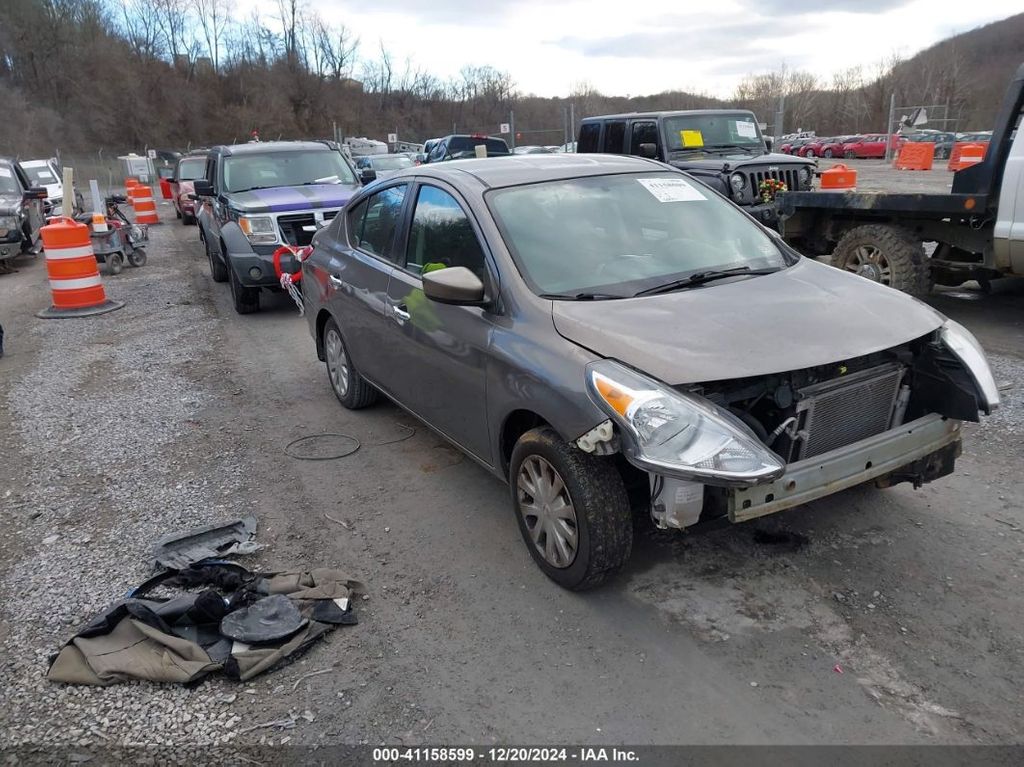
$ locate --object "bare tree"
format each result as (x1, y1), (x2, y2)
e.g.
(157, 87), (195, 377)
(195, 0), (231, 72)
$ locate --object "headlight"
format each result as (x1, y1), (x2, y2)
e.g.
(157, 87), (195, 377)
(238, 215), (278, 244)
(941, 320), (1000, 413)
(799, 166), (813, 185)
(0, 214), (17, 234)
(729, 172), (746, 192)
(586, 360), (785, 485)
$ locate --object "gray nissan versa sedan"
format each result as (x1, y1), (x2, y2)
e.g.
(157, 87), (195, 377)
(302, 154), (999, 590)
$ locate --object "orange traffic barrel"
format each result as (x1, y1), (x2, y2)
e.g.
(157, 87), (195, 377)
(948, 142), (988, 171)
(125, 177), (139, 190)
(893, 142), (935, 171)
(132, 185), (160, 224)
(36, 217), (124, 318)
(820, 163), (857, 192)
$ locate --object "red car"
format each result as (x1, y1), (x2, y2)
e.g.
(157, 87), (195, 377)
(840, 134), (898, 159)
(169, 152), (209, 225)
(817, 135), (859, 158)
(795, 138), (830, 158)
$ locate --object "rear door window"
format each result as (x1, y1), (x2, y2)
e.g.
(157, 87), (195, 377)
(577, 123), (601, 153)
(602, 121), (626, 153)
(630, 121), (659, 155)
(348, 184), (408, 260)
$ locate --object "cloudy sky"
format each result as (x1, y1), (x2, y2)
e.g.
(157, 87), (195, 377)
(250, 0), (1021, 98)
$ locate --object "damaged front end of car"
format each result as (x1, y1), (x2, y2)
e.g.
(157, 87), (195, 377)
(576, 320), (999, 530)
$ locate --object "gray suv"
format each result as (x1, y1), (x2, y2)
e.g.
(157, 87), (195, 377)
(577, 110), (815, 226)
(302, 154), (997, 590)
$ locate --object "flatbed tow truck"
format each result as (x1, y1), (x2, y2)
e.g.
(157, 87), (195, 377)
(777, 63), (1024, 296)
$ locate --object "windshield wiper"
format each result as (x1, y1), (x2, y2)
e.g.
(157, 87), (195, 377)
(539, 291), (626, 301)
(633, 266), (779, 296)
(234, 185), (277, 193)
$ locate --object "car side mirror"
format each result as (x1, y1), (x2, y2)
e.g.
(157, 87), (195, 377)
(360, 168), (377, 184)
(422, 266), (486, 305)
(193, 179), (214, 197)
(637, 143), (658, 159)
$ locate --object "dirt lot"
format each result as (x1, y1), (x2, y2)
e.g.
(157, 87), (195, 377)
(0, 189), (1022, 753)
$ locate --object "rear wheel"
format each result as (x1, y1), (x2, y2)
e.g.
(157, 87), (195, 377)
(323, 318), (378, 409)
(845, 150), (856, 159)
(805, 149), (816, 158)
(832, 224), (929, 296)
(510, 427), (632, 590)
(228, 264), (260, 314)
(823, 149), (833, 158)
(127, 248), (147, 267)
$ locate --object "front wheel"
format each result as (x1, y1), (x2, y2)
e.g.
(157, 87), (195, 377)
(228, 265), (260, 314)
(206, 234), (228, 282)
(823, 149), (833, 158)
(510, 427), (632, 590)
(832, 224), (929, 296)
(805, 149), (815, 158)
(845, 150), (856, 159)
(107, 253), (124, 275)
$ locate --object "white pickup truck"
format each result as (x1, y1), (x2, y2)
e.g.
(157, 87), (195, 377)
(778, 62), (1024, 296)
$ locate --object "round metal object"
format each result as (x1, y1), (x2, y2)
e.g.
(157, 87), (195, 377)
(516, 455), (579, 569)
(844, 244), (891, 285)
(284, 433), (360, 461)
(325, 327), (349, 398)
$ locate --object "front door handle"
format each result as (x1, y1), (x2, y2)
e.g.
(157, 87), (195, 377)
(329, 275), (345, 289)
(391, 303), (411, 322)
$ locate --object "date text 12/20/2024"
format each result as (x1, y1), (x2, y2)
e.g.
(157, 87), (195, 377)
(373, 747), (640, 762)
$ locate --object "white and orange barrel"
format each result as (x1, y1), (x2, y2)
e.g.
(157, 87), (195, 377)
(125, 177), (139, 191)
(36, 217), (123, 318)
(132, 185), (159, 224)
(820, 163), (857, 192)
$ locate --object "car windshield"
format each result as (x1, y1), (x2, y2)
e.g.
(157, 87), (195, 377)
(370, 155), (413, 171)
(21, 163), (57, 186)
(178, 158), (206, 180)
(0, 164), (21, 194)
(223, 150), (356, 193)
(447, 137), (510, 157)
(489, 172), (789, 297)
(664, 114), (762, 151)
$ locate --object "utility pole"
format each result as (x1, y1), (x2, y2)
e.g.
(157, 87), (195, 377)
(569, 103), (575, 149)
(509, 110), (516, 151)
(885, 92), (897, 162)
(773, 94), (784, 146)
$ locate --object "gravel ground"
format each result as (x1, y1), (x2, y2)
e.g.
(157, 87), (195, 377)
(0, 198), (1022, 754)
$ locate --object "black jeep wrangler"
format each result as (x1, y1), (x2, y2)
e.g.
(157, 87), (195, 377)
(577, 110), (815, 226)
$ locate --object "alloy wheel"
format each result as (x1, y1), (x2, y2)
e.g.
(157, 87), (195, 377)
(844, 244), (892, 285)
(325, 327), (350, 397)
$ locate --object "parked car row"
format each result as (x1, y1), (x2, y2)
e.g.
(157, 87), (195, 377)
(781, 130), (994, 160)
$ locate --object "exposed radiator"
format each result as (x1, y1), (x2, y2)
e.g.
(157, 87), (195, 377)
(795, 363), (905, 459)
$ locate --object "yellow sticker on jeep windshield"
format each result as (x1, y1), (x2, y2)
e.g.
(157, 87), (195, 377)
(680, 130), (704, 147)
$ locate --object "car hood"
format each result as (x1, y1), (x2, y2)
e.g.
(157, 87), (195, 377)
(228, 183), (360, 214)
(0, 192), (22, 214)
(551, 258), (945, 384)
(669, 151), (811, 170)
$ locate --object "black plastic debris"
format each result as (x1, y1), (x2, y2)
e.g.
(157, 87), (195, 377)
(220, 594), (308, 643)
(151, 516), (258, 570)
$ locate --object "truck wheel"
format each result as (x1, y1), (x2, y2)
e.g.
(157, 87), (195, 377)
(323, 318), (378, 409)
(205, 235), (228, 282)
(509, 427), (632, 590)
(228, 266), (260, 314)
(833, 225), (929, 296)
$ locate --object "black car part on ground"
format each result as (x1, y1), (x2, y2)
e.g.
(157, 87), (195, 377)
(47, 562), (364, 686)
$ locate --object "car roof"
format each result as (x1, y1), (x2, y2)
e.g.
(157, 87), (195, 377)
(20, 159), (51, 167)
(213, 140), (338, 156)
(386, 153), (667, 189)
(581, 109), (754, 121)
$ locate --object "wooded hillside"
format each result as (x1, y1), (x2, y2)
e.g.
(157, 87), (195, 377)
(0, 0), (1020, 157)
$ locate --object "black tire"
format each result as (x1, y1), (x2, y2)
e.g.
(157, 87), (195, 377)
(228, 265), (260, 314)
(127, 248), (147, 267)
(832, 224), (930, 296)
(844, 150), (856, 159)
(509, 427), (632, 590)
(823, 149), (833, 158)
(206, 234), (228, 282)
(175, 207), (182, 219)
(107, 253), (124, 275)
(322, 318), (378, 409)
(936, 147), (948, 160)
(805, 149), (816, 158)
(184, 214), (196, 226)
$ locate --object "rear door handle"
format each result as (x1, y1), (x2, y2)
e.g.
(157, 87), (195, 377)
(391, 303), (411, 322)
(329, 275), (345, 289)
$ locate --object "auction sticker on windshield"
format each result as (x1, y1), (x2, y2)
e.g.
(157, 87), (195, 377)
(637, 177), (706, 203)
(680, 130), (704, 147)
(736, 121), (757, 138)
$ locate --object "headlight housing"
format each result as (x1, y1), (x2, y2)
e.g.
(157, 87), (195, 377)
(940, 320), (1000, 413)
(799, 166), (813, 186)
(0, 214), (17, 235)
(238, 215), (278, 244)
(586, 360), (785, 486)
(729, 172), (746, 193)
